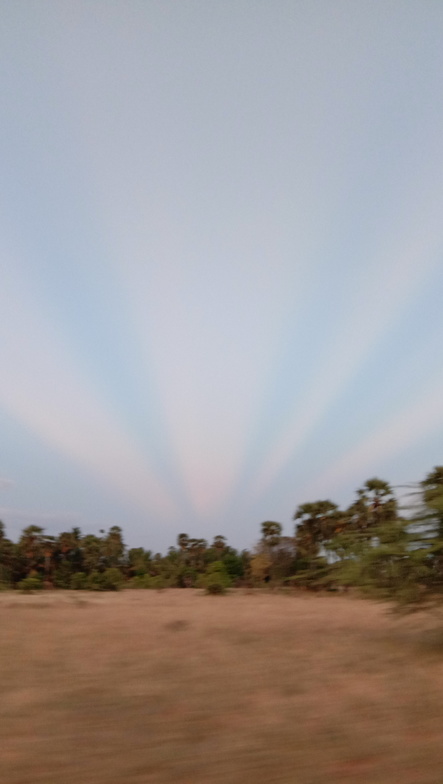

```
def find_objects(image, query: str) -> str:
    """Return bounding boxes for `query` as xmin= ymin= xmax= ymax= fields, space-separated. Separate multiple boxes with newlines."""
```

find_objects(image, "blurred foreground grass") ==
xmin=1 ymin=590 xmax=443 ymax=784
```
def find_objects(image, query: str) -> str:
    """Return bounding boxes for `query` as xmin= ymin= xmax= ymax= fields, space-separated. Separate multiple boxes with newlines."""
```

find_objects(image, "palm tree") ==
xmin=293 ymin=502 xmax=339 ymax=557
xmin=421 ymin=467 xmax=443 ymax=536
xmin=347 ymin=479 xmax=397 ymax=539
xmin=177 ymin=533 xmax=189 ymax=553
xmin=260 ymin=521 xmax=282 ymax=548
xmin=212 ymin=535 xmax=226 ymax=553
xmin=187 ymin=538 xmax=207 ymax=570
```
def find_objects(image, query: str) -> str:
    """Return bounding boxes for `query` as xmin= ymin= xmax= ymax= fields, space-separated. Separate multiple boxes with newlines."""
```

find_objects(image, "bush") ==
xmin=202 ymin=561 xmax=231 ymax=594
xmin=86 ymin=571 xmax=105 ymax=591
xmin=53 ymin=564 xmax=74 ymax=589
xmin=194 ymin=573 xmax=206 ymax=589
xmin=178 ymin=568 xmax=197 ymax=588
xmin=223 ymin=553 xmax=245 ymax=580
xmin=126 ymin=574 xmax=168 ymax=589
xmin=17 ymin=577 xmax=43 ymax=593
xmin=86 ymin=568 xmax=123 ymax=591
xmin=205 ymin=573 xmax=226 ymax=595
xmin=70 ymin=572 xmax=88 ymax=590
xmin=150 ymin=575 xmax=167 ymax=590
xmin=101 ymin=568 xmax=123 ymax=591
xmin=127 ymin=574 xmax=152 ymax=589
xmin=0 ymin=565 xmax=12 ymax=587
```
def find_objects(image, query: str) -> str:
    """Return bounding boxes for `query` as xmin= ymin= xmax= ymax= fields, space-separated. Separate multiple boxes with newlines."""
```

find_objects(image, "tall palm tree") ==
xmin=260 ymin=521 xmax=282 ymax=548
xmin=177 ymin=533 xmax=189 ymax=553
xmin=293 ymin=503 xmax=339 ymax=557
xmin=212 ymin=535 xmax=226 ymax=553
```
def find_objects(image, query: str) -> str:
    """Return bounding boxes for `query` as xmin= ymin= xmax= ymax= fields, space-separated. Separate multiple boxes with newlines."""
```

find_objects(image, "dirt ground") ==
xmin=1 ymin=589 xmax=443 ymax=784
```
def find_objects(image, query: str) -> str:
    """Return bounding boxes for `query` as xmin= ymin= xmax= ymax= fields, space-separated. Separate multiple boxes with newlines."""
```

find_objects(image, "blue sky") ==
xmin=1 ymin=1 xmax=443 ymax=550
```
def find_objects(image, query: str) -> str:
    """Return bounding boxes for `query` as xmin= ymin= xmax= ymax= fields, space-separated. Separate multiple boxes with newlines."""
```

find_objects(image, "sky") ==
xmin=1 ymin=1 xmax=443 ymax=551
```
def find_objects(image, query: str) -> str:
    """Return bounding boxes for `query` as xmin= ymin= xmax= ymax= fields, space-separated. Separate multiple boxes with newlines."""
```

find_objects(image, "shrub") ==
xmin=86 ymin=571 xmax=106 ymax=591
xmin=17 ymin=577 xmax=43 ymax=593
xmin=178 ymin=568 xmax=197 ymax=588
xmin=100 ymin=568 xmax=123 ymax=591
xmin=127 ymin=574 xmax=152 ymax=589
xmin=203 ymin=561 xmax=231 ymax=592
xmin=150 ymin=575 xmax=167 ymax=590
xmin=205 ymin=573 xmax=226 ymax=595
xmin=70 ymin=572 xmax=88 ymax=590
xmin=222 ymin=552 xmax=245 ymax=580
xmin=0 ymin=565 xmax=12 ymax=587
xmin=53 ymin=564 xmax=74 ymax=589
xmin=194 ymin=573 xmax=206 ymax=589
xmin=85 ymin=569 xmax=123 ymax=591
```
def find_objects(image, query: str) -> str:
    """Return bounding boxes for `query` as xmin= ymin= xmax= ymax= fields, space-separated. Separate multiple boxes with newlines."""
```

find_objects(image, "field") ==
xmin=1 ymin=589 xmax=443 ymax=784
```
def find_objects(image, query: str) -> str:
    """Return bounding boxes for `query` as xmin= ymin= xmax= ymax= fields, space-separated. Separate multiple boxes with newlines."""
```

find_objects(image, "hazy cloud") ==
xmin=0 ymin=478 xmax=14 ymax=490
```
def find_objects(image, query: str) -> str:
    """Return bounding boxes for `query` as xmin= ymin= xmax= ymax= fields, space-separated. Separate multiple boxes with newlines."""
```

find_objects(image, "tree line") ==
xmin=1 ymin=465 xmax=442 ymax=605
xmin=0 ymin=523 xmax=248 ymax=593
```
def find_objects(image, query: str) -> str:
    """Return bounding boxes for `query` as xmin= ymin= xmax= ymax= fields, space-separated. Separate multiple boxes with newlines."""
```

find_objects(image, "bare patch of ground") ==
xmin=1 ymin=589 xmax=443 ymax=784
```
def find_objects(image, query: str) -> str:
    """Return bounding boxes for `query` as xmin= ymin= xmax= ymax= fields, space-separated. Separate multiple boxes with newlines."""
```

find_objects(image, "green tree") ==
xmin=177 ymin=533 xmax=189 ymax=554
xmin=0 ymin=522 xmax=17 ymax=586
xmin=293 ymin=501 xmax=339 ymax=557
xmin=250 ymin=552 xmax=272 ymax=583
xmin=212 ymin=534 xmax=226 ymax=553
xmin=222 ymin=549 xmax=245 ymax=581
xmin=187 ymin=538 xmax=207 ymax=570
xmin=260 ymin=521 xmax=282 ymax=548
xmin=81 ymin=534 xmax=103 ymax=574
xmin=102 ymin=526 xmax=125 ymax=568
xmin=127 ymin=547 xmax=151 ymax=577
xmin=18 ymin=526 xmax=47 ymax=578
xmin=54 ymin=527 xmax=83 ymax=586
xmin=406 ymin=466 xmax=443 ymax=603
xmin=421 ymin=466 xmax=443 ymax=536
xmin=290 ymin=502 xmax=341 ymax=589
xmin=327 ymin=478 xmax=426 ymax=604
xmin=348 ymin=479 xmax=398 ymax=538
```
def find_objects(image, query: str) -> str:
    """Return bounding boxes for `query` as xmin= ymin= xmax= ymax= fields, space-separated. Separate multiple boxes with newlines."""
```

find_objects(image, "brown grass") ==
xmin=1 ymin=589 xmax=443 ymax=784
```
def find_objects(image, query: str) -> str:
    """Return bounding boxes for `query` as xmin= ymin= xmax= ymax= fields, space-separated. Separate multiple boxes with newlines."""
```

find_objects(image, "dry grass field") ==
xmin=1 ymin=589 xmax=443 ymax=784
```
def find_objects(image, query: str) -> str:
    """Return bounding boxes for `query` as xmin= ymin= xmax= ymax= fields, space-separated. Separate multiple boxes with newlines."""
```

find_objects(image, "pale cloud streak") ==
xmin=0 ymin=248 xmax=178 ymax=521
xmin=301 ymin=373 xmax=443 ymax=501
xmin=78 ymin=153 xmax=315 ymax=517
xmin=110 ymin=248 xmax=291 ymax=517
xmin=249 ymin=182 xmax=443 ymax=500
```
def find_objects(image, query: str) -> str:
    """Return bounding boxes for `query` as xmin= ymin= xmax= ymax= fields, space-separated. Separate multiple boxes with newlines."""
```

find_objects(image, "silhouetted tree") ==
xmin=260 ymin=521 xmax=282 ymax=548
